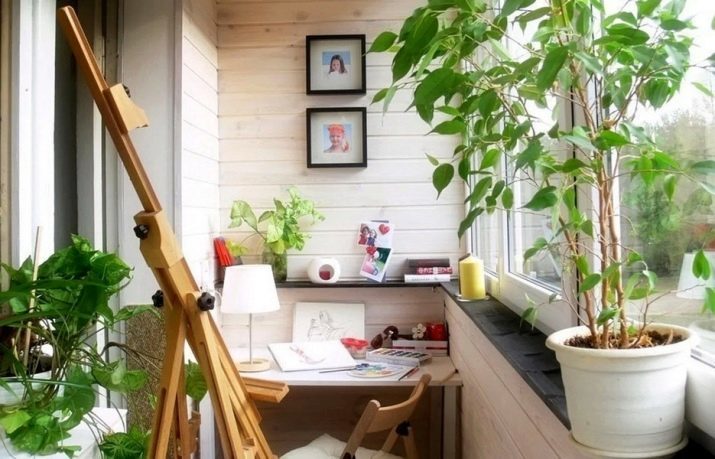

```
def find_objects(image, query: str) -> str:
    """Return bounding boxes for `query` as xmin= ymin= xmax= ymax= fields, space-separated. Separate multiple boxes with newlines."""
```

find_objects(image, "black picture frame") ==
xmin=307 ymin=107 xmax=367 ymax=168
xmin=306 ymin=35 xmax=366 ymax=95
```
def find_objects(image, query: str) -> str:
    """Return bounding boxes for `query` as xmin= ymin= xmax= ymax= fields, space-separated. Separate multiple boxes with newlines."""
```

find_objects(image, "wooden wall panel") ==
xmin=221 ymin=287 xmax=444 ymax=347
xmin=181 ymin=0 xmax=220 ymax=288
xmin=445 ymin=295 xmax=587 ymax=459
xmin=217 ymin=0 xmax=464 ymax=282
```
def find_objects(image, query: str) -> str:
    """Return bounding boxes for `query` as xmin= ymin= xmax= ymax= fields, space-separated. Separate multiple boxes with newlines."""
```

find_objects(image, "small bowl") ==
xmin=340 ymin=337 xmax=369 ymax=359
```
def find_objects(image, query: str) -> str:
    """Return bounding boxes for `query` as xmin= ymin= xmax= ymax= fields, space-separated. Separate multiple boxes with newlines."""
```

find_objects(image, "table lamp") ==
xmin=221 ymin=264 xmax=280 ymax=372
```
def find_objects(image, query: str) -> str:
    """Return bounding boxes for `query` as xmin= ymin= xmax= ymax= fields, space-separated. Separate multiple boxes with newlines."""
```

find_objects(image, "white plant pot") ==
xmin=546 ymin=324 xmax=696 ymax=457
xmin=0 ymin=370 xmax=53 ymax=406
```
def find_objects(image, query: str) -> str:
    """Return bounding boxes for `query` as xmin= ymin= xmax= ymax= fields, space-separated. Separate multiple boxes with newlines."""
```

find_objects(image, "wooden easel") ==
xmin=57 ymin=7 xmax=287 ymax=458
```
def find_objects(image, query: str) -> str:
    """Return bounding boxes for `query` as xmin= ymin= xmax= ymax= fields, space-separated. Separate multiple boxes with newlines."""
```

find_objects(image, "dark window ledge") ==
xmin=440 ymin=281 xmax=714 ymax=458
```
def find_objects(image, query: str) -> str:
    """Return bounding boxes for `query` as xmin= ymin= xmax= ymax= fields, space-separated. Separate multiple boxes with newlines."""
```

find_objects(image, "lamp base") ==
xmin=237 ymin=358 xmax=271 ymax=372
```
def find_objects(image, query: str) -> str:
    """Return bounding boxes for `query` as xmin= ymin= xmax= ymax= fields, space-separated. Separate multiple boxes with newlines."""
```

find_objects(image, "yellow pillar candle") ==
xmin=459 ymin=255 xmax=486 ymax=300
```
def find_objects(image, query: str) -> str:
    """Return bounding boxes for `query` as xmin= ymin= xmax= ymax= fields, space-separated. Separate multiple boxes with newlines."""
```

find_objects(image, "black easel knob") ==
xmin=152 ymin=290 xmax=164 ymax=308
xmin=134 ymin=224 xmax=149 ymax=239
xmin=197 ymin=292 xmax=215 ymax=311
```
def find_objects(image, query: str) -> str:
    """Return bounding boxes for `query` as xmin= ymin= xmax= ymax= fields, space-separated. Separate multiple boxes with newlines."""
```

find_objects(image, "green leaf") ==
xmin=392 ymin=46 xmax=413 ymax=82
xmin=596 ymin=307 xmax=618 ymax=326
xmin=521 ymin=306 xmax=538 ymax=327
xmin=0 ymin=411 xmax=32 ymax=434
xmin=523 ymin=186 xmax=558 ymax=211
xmin=691 ymin=160 xmax=715 ymax=174
xmin=502 ymin=187 xmax=514 ymax=209
xmin=185 ymin=361 xmax=208 ymax=402
xmin=426 ymin=153 xmax=440 ymax=166
xmin=433 ymin=163 xmax=455 ymax=198
xmin=469 ymin=177 xmax=493 ymax=206
xmin=100 ymin=427 xmax=150 ymax=459
xmin=692 ymin=250 xmax=712 ymax=280
xmin=704 ymin=287 xmax=715 ymax=314
xmin=415 ymin=68 xmax=457 ymax=107
xmin=501 ymin=0 xmax=526 ymax=16
xmin=575 ymin=255 xmax=590 ymax=275
xmin=515 ymin=141 xmax=543 ymax=170
xmin=579 ymin=273 xmax=602 ymax=294
xmin=458 ymin=207 xmax=484 ymax=238
xmin=574 ymin=51 xmax=602 ymax=74
xmin=536 ymin=46 xmax=569 ymax=91
xmin=594 ymin=131 xmax=629 ymax=149
xmin=692 ymin=82 xmax=714 ymax=97
xmin=636 ymin=0 xmax=661 ymax=16
xmin=368 ymin=31 xmax=398 ymax=53
xmin=561 ymin=158 xmax=588 ymax=173
xmin=663 ymin=174 xmax=677 ymax=200
xmin=524 ymin=237 xmax=548 ymax=262
xmin=430 ymin=120 xmax=466 ymax=135
xmin=479 ymin=149 xmax=501 ymax=170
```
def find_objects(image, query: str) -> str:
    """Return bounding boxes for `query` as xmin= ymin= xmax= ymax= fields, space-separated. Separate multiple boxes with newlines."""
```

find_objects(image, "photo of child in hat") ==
xmin=323 ymin=123 xmax=351 ymax=153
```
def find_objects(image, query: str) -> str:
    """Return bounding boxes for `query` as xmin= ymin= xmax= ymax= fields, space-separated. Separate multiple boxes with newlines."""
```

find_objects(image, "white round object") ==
xmin=546 ymin=324 xmax=696 ymax=456
xmin=307 ymin=258 xmax=341 ymax=284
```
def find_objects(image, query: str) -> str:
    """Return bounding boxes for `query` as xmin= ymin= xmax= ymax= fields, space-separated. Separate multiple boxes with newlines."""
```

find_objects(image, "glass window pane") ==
xmin=619 ymin=0 xmax=715 ymax=324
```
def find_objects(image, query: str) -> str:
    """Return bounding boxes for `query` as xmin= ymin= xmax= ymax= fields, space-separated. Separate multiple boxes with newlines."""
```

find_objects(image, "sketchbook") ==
xmin=268 ymin=340 xmax=357 ymax=372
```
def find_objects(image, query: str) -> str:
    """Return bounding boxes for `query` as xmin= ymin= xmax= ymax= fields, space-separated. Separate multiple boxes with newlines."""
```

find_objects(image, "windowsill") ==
xmin=440 ymin=281 xmax=715 ymax=458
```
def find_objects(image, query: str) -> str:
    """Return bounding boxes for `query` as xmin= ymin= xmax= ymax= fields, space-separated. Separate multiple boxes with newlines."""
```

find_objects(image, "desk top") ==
xmin=231 ymin=348 xmax=462 ymax=387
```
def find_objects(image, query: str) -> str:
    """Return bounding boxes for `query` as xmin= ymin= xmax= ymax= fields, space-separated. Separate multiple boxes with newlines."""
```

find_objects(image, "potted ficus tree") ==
xmin=371 ymin=0 xmax=714 ymax=456
xmin=228 ymin=187 xmax=324 ymax=281
xmin=0 ymin=235 xmax=155 ymax=456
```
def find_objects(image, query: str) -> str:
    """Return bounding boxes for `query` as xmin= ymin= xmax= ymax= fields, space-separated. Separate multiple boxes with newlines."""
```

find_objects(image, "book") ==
xmin=268 ymin=340 xmax=356 ymax=372
xmin=406 ymin=257 xmax=450 ymax=268
xmin=404 ymin=273 xmax=452 ymax=283
xmin=412 ymin=266 xmax=453 ymax=275
xmin=366 ymin=348 xmax=432 ymax=366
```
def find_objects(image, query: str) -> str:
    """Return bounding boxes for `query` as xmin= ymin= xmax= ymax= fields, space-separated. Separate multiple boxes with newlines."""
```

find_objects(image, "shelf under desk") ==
xmin=231 ymin=348 xmax=461 ymax=458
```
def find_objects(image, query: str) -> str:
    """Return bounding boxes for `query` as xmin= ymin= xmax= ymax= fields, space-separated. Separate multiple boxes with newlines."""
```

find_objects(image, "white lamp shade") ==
xmin=221 ymin=265 xmax=280 ymax=314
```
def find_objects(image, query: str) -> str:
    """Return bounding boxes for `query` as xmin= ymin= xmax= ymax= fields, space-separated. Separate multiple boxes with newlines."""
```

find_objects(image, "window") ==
xmin=617 ymin=0 xmax=715 ymax=325
xmin=474 ymin=0 xmax=714 ymax=333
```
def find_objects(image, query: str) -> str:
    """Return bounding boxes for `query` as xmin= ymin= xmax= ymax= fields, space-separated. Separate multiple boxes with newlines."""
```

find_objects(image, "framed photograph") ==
xmin=292 ymin=302 xmax=365 ymax=342
xmin=307 ymin=107 xmax=367 ymax=168
xmin=306 ymin=35 xmax=366 ymax=94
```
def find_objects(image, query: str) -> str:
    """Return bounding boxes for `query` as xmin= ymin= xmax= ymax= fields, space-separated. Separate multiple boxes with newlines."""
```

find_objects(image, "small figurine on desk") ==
xmin=371 ymin=325 xmax=399 ymax=349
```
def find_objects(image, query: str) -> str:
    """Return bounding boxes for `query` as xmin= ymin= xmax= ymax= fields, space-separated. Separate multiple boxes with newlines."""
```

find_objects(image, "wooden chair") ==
xmin=281 ymin=373 xmax=432 ymax=459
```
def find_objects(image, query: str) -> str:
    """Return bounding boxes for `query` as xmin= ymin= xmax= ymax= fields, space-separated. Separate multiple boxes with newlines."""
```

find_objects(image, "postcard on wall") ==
xmin=356 ymin=221 xmax=394 ymax=248
xmin=292 ymin=302 xmax=365 ymax=342
xmin=357 ymin=220 xmax=394 ymax=282
xmin=268 ymin=340 xmax=356 ymax=372
xmin=359 ymin=246 xmax=393 ymax=282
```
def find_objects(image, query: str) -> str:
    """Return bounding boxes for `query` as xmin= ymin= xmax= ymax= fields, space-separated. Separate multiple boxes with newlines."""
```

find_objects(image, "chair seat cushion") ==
xmin=280 ymin=433 xmax=403 ymax=459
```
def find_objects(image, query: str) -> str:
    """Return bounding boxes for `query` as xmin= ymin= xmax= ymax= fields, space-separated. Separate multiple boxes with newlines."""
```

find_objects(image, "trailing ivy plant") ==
xmin=0 ymin=235 xmax=156 ymax=456
xmin=371 ymin=0 xmax=715 ymax=348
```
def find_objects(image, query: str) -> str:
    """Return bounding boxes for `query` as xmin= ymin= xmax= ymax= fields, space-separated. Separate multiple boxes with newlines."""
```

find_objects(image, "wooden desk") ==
xmin=232 ymin=348 xmax=461 ymax=458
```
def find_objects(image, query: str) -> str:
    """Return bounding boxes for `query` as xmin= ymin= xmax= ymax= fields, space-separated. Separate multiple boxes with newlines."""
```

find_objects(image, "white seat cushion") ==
xmin=280 ymin=433 xmax=403 ymax=459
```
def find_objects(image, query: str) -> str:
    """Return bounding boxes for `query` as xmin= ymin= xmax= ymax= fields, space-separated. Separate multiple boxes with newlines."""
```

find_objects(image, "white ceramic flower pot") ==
xmin=546 ymin=324 xmax=696 ymax=457
xmin=0 ymin=370 xmax=53 ymax=406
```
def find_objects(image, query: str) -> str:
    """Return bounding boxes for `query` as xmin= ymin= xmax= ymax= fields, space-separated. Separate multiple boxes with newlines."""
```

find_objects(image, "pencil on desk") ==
xmin=398 ymin=366 xmax=419 ymax=381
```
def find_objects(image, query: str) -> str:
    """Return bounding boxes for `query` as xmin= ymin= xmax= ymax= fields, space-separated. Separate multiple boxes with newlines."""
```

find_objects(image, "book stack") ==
xmin=404 ymin=257 xmax=452 ymax=283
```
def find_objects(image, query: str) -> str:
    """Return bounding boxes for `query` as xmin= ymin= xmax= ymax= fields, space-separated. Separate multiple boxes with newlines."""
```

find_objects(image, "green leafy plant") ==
xmin=372 ymin=0 xmax=714 ymax=348
xmin=228 ymin=187 xmax=324 ymax=255
xmin=0 ymin=235 xmax=157 ymax=456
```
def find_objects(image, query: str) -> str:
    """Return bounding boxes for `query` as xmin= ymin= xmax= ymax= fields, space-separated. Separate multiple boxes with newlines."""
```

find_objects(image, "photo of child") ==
xmin=360 ymin=247 xmax=392 ymax=282
xmin=356 ymin=220 xmax=394 ymax=282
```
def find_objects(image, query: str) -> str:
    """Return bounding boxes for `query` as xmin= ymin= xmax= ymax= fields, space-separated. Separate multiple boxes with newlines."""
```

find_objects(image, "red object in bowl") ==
xmin=319 ymin=270 xmax=332 ymax=280
xmin=340 ymin=337 xmax=369 ymax=358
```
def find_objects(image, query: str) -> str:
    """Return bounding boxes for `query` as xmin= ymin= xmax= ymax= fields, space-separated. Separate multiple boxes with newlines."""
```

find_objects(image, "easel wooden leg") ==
xmin=148 ymin=303 xmax=186 ymax=458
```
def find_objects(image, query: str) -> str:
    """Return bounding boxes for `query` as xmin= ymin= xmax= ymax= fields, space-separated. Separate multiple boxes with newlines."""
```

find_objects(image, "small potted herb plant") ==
xmin=228 ymin=187 xmax=324 ymax=281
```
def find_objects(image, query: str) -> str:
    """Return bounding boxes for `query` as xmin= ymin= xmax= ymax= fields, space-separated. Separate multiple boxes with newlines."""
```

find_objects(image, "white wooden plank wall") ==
xmin=216 ymin=0 xmax=467 ymax=281
xmin=444 ymin=295 xmax=587 ymax=459
xmin=181 ymin=0 xmax=220 ymax=288
xmin=221 ymin=286 xmax=445 ymax=347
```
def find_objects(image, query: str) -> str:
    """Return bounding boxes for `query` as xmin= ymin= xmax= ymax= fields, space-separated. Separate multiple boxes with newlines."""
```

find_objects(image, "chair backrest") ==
xmin=341 ymin=373 xmax=432 ymax=459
